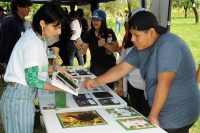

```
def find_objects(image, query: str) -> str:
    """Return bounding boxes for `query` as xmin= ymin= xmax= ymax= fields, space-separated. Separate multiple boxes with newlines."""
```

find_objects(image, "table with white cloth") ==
xmin=38 ymin=66 xmax=167 ymax=133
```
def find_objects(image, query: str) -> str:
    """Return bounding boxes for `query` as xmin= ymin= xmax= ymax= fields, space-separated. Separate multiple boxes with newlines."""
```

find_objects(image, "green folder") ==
xmin=55 ymin=91 xmax=67 ymax=108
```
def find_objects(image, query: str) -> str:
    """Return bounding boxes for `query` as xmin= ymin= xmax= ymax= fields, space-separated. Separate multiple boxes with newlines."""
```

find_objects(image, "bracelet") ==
xmin=149 ymin=113 xmax=158 ymax=118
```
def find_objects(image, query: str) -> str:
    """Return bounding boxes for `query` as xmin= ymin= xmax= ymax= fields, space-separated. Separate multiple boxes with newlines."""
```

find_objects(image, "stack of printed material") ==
xmin=51 ymin=72 xmax=79 ymax=96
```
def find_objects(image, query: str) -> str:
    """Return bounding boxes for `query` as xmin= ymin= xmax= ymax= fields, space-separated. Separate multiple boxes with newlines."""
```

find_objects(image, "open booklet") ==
xmin=51 ymin=72 xmax=80 ymax=96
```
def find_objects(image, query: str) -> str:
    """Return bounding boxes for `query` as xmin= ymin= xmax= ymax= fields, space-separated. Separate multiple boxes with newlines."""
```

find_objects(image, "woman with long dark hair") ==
xmin=75 ymin=9 xmax=119 ymax=89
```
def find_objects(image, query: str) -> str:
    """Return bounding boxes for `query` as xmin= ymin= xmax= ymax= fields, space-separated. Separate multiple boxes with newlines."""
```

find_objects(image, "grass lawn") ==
xmin=0 ymin=12 xmax=200 ymax=133
xmin=170 ymin=16 xmax=200 ymax=133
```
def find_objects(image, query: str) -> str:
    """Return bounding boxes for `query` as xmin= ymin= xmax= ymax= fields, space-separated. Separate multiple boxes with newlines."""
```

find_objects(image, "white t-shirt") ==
xmin=4 ymin=29 xmax=48 ymax=86
xmin=70 ymin=19 xmax=82 ymax=41
xmin=120 ymin=47 xmax=145 ymax=90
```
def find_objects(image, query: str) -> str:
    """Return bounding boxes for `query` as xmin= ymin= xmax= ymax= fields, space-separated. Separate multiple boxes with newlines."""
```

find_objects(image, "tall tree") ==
xmin=190 ymin=0 xmax=199 ymax=23
xmin=173 ymin=0 xmax=199 ymax=23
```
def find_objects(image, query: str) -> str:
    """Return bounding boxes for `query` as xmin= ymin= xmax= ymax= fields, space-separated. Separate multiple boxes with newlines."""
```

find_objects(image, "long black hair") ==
xmin=91 ymin=18 xmax=109 ymax=38
xmin=32 ymin=2 xmax=64 ymax=35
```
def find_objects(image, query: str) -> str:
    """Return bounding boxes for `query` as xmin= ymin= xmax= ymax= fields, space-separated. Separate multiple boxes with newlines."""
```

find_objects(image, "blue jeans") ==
xmin=115 ymin=21 xmax=122 ymax=34
xmin=68 ymin=40 xmax=84 ymax=66
xmin=1 ymin=83 xmax=37 ymax=133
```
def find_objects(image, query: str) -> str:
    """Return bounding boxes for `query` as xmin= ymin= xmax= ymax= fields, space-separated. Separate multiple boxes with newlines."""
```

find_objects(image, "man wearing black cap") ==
xmin=0 ymin=0 xmax=32 ymax=65
xmin=84 ymin=11 xmax=200 ymax=133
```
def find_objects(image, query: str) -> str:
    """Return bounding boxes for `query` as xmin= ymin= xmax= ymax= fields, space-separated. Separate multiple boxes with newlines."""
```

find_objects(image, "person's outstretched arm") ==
xmin=84 ymin=61 xmax=134 ymax=89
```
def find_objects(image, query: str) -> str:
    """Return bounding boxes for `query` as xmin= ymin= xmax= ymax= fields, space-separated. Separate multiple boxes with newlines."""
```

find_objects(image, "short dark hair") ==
xmin=32 ymin=2 xmax=64 ymax=35
xmin=11 ymin=0 xmax=32 ymax=12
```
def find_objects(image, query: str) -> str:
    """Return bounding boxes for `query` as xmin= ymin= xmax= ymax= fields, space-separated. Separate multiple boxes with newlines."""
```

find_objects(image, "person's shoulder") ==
xmin=22 ymin=29 xmax=38 ymax=42
xmin=3 ymin=13 xmax=16 ymax=20
xmin=74 ymin=19 xmax=79 ymax=23
xmin=159 ymin=32 xmax=184 ymax=45
xmin=1 ymin=13 xmax=18 ymax=24
xmin=21 ymin=30 xmax=43 ymax=48
xmin=159 ymin=32 xmax=177 ymax=40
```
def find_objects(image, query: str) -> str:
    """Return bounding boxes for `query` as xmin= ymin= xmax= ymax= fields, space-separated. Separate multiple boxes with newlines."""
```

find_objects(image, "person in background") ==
xmin=0 ymin=6 xmax=6 ymax=21
xmin=118 ymin=10 xmax=131 ymax=55
xmin=68 ymin=10 xmax=83 ymax=66
xmin=84 ymin=11 xmax=200 ymax=133
xmin=115 ymin=12 xmax=122 ymax=34
xmin=76 ymin=8 xmax=89 ymax=65
xmin=48 ymin=7 xmax=71 ymax=67
xmin=1 ymin=3 xmax=71 ymax=133
xmin=0 ymin=0 xmax=32 ymax=66
xmin=196 ymin=60 xmax=200 ymax=82
xmin=117 ymin=7 xmax=150 ymax=117
xmin=124 ymin=10 xmax=129 ymax=23
xmin=75 ymin=9 xmax=118 ymax=90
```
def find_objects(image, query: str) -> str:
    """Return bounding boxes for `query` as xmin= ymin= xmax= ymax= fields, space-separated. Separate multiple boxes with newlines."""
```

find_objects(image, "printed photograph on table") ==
xmin=56 ymin=110 xmax=108 ymax=128
xmin=93 ymin=91 xmax=113 ymax=98
xmin=51 ymin=72 xmax=80 ymax=96
xmin=98 ymin=98 xmax=120 ymax=105
xmin=117 ymin=117 xmax=155 ymax=130
xmin=73 ymin=94 xmax=98 ymax=107
xmin=74 ymin=98 xmax=98 ymax=107
xmin=67 ymin=69 xmax=77 ymax=76
xmin=64 ymin=65 xmax=85 ymax=70
xmin=74 ymin=77 xmax=92 ymax=83
xmin=75 ymin=69 xmax=92 ymax=75
xmin=73 ymin=94 xmax=92 ymax=99
xmin=106 ymin=107 xmax=140 ymax=118
xmin=98 ymin=85 xmax=109 ymax=91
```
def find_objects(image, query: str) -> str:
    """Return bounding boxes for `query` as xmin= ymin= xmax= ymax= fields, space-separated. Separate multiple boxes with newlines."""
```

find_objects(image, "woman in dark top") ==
xmin=75 ymin=9 xmax=119 ymax=89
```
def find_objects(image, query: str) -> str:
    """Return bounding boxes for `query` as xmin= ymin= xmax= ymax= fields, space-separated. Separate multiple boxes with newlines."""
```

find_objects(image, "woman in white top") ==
xmin=1 ymin=3 xmax=71 ymax=133
xmin=67 ymin=10 xmax=83 ymax=66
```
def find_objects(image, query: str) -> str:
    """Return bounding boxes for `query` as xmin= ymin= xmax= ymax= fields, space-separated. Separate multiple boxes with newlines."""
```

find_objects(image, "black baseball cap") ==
xmin=129 ymin=11 xmax=167 ymax=34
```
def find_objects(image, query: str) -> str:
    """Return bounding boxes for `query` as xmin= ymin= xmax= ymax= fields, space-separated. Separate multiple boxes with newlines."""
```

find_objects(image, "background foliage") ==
xmin=0 ymin=0 xmax=200 ymax=133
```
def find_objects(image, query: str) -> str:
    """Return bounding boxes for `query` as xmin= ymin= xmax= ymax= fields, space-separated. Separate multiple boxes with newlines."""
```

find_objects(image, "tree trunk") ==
xmin=127 ymin=0 xmax=132 ymax=13
xmin=184 ymin=6 xmax=188 ymax=18
xmin=190 ymin=0 xmax=199 ymax=23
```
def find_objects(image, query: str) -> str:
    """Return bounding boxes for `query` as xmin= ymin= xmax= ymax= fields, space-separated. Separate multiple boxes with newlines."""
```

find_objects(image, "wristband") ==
xmin=149 ymin=113 xmax=158 ymax=118
xmin=103 ymin=43 xmax=107 ymax=47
